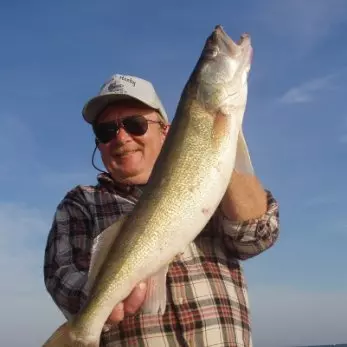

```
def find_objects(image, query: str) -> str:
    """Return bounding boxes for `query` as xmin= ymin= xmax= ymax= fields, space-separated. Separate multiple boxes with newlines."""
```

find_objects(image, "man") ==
xmin=44 ymin=74 xmax=279 ymax=346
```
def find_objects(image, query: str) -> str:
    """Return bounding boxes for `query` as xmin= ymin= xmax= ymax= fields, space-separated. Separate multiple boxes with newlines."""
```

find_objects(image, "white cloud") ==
xmin=257 ymin=0 xmax=347 ymax=52
xmin=249 ymin=286 xmax=347 ymax=347
xmin=279 ymin=73 xmax=337 ymax=104
xmin=0 ymin=203 xmax=64 ymax=347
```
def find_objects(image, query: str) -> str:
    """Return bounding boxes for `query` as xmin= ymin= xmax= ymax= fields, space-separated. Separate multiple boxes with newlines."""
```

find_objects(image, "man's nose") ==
xmin=114 ymin=126 xmax=132 ymax=143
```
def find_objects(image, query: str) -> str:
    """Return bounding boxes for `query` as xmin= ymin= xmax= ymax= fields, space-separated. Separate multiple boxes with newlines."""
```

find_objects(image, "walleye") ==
xmin=42 ymin=25 xmax=253 ymax=346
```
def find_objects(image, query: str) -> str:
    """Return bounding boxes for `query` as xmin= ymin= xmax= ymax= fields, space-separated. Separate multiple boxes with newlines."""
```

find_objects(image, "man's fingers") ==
xmin=123 ymin=282 xmax=147 ymax=315
xmin=106 ymin=282 xmax=147 ymax=325
xmin=107 ymin=302 xmax=124 ymax=324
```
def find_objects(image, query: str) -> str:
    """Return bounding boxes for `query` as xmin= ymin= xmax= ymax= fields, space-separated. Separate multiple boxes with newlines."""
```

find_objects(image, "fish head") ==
xmin=191 ymin=25 xmax=253 ymax=117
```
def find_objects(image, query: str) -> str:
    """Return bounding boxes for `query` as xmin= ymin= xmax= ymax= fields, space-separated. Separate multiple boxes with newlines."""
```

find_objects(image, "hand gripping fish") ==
xmin=42 ymin=24 xmax=254 ymax=347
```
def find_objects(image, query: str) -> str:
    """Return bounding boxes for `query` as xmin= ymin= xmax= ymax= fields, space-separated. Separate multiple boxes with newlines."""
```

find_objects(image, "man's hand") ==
xmin=107 ymin=282 xmax=147 ymax=324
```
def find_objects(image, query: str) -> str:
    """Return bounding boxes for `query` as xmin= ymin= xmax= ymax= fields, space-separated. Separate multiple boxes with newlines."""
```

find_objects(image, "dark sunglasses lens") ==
xmin=123 ymin=116 xmax=148 ymax=136
xmin=94 ymin=122 xmax=118 ymax=143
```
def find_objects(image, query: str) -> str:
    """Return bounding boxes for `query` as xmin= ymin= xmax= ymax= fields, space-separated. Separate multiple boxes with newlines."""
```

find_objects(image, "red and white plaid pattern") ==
xmin=44 ymin=173 xmax=279 ymax=346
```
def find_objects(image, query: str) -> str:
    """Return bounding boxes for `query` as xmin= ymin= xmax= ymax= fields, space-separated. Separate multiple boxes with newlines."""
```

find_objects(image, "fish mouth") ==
xmin=214 ymin=25 xmax=227 ymax=36
xmin=204 ymin=25 xmax=250 ymax=58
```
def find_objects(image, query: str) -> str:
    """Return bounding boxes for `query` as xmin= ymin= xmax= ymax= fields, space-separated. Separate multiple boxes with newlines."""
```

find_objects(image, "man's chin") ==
xmin=115 ymin=164 xmax=147 ymax=185
xmin=117 ymin=170 xmax=148 ymax=186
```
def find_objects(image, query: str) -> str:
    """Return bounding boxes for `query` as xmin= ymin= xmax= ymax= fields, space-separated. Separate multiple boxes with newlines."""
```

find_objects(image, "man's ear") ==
xmin=162 ymin=124 xmax=170 ymax=136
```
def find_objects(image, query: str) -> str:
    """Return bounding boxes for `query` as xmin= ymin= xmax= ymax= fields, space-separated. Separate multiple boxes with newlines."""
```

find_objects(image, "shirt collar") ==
xmin=96 ymin=172 xmax=145 ymax=202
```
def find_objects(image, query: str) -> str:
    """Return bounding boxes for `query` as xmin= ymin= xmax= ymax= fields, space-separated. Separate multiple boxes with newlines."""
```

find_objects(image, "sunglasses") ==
xmin=93 ymin=115 xmax=163 ymax=144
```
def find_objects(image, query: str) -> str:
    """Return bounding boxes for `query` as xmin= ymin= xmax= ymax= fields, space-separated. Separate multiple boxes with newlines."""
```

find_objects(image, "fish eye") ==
xmin=205 ymin=47 xmax=219 ymax=58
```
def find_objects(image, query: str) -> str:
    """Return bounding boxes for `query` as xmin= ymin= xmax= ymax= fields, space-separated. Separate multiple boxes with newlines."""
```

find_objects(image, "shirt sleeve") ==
xmin=43 ymin=194 xmax=94 ymax=319
xmin=217 ymin=189 xmax=280 ymax=260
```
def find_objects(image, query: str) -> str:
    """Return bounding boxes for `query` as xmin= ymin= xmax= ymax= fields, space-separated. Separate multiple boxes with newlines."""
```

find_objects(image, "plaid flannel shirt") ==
xmin=44 ymin=172 xmax=279 ymax=347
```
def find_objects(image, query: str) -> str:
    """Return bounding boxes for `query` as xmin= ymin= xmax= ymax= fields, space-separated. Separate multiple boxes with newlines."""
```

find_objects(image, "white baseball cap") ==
xmin=82 ymin=74 xmax=169 ymax=124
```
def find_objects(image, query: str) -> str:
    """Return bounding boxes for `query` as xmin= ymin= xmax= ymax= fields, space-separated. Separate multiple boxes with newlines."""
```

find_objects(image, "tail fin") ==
xmin=42 ymin=322 xmax=72 ymax=346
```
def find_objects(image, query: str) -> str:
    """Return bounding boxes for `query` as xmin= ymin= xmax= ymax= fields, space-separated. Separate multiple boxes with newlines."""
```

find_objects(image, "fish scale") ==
xmin=42 ymin=24 xmax=253 ymax=347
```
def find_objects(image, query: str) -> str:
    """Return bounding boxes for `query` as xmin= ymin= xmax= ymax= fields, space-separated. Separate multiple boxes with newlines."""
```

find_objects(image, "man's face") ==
xmin=95 ymin=101 xmax=169 ymax=185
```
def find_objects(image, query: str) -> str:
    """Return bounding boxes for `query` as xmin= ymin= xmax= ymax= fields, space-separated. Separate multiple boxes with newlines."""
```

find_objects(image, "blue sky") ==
xmin=0 ymin=1 xmax=346 ymax=346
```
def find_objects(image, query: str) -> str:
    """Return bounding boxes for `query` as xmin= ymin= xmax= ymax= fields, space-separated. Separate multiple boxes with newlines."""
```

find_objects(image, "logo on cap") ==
xmin=107 ymin=82 xmax=124 ymax=93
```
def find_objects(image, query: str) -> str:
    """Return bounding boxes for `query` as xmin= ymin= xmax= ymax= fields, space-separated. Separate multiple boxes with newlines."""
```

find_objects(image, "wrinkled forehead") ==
xmin=95 ymin=100 xmax=158 ymax=124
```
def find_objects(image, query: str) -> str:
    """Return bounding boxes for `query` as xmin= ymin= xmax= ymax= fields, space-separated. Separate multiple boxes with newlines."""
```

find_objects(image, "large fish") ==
xmin=42 ymin=24 xmax=253 ymax=346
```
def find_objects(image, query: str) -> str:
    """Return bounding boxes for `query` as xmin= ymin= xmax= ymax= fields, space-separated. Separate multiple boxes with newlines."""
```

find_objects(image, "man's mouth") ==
xmin=114 ymin=149 xmax=139 ymax=158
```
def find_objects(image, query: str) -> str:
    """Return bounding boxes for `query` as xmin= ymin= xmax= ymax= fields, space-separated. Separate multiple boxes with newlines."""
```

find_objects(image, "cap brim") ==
xmin=82 ymin=94 xmax=157 ymax=124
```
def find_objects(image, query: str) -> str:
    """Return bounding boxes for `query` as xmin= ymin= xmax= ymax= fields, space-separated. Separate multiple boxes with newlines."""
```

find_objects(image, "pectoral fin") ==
xmin=141 ymin=265 xmax=169 ymax=315
xmin=235 ymin=128 xmax=254 ymax=175
xmin=86 ymin=216 xmax=128 ymax=292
